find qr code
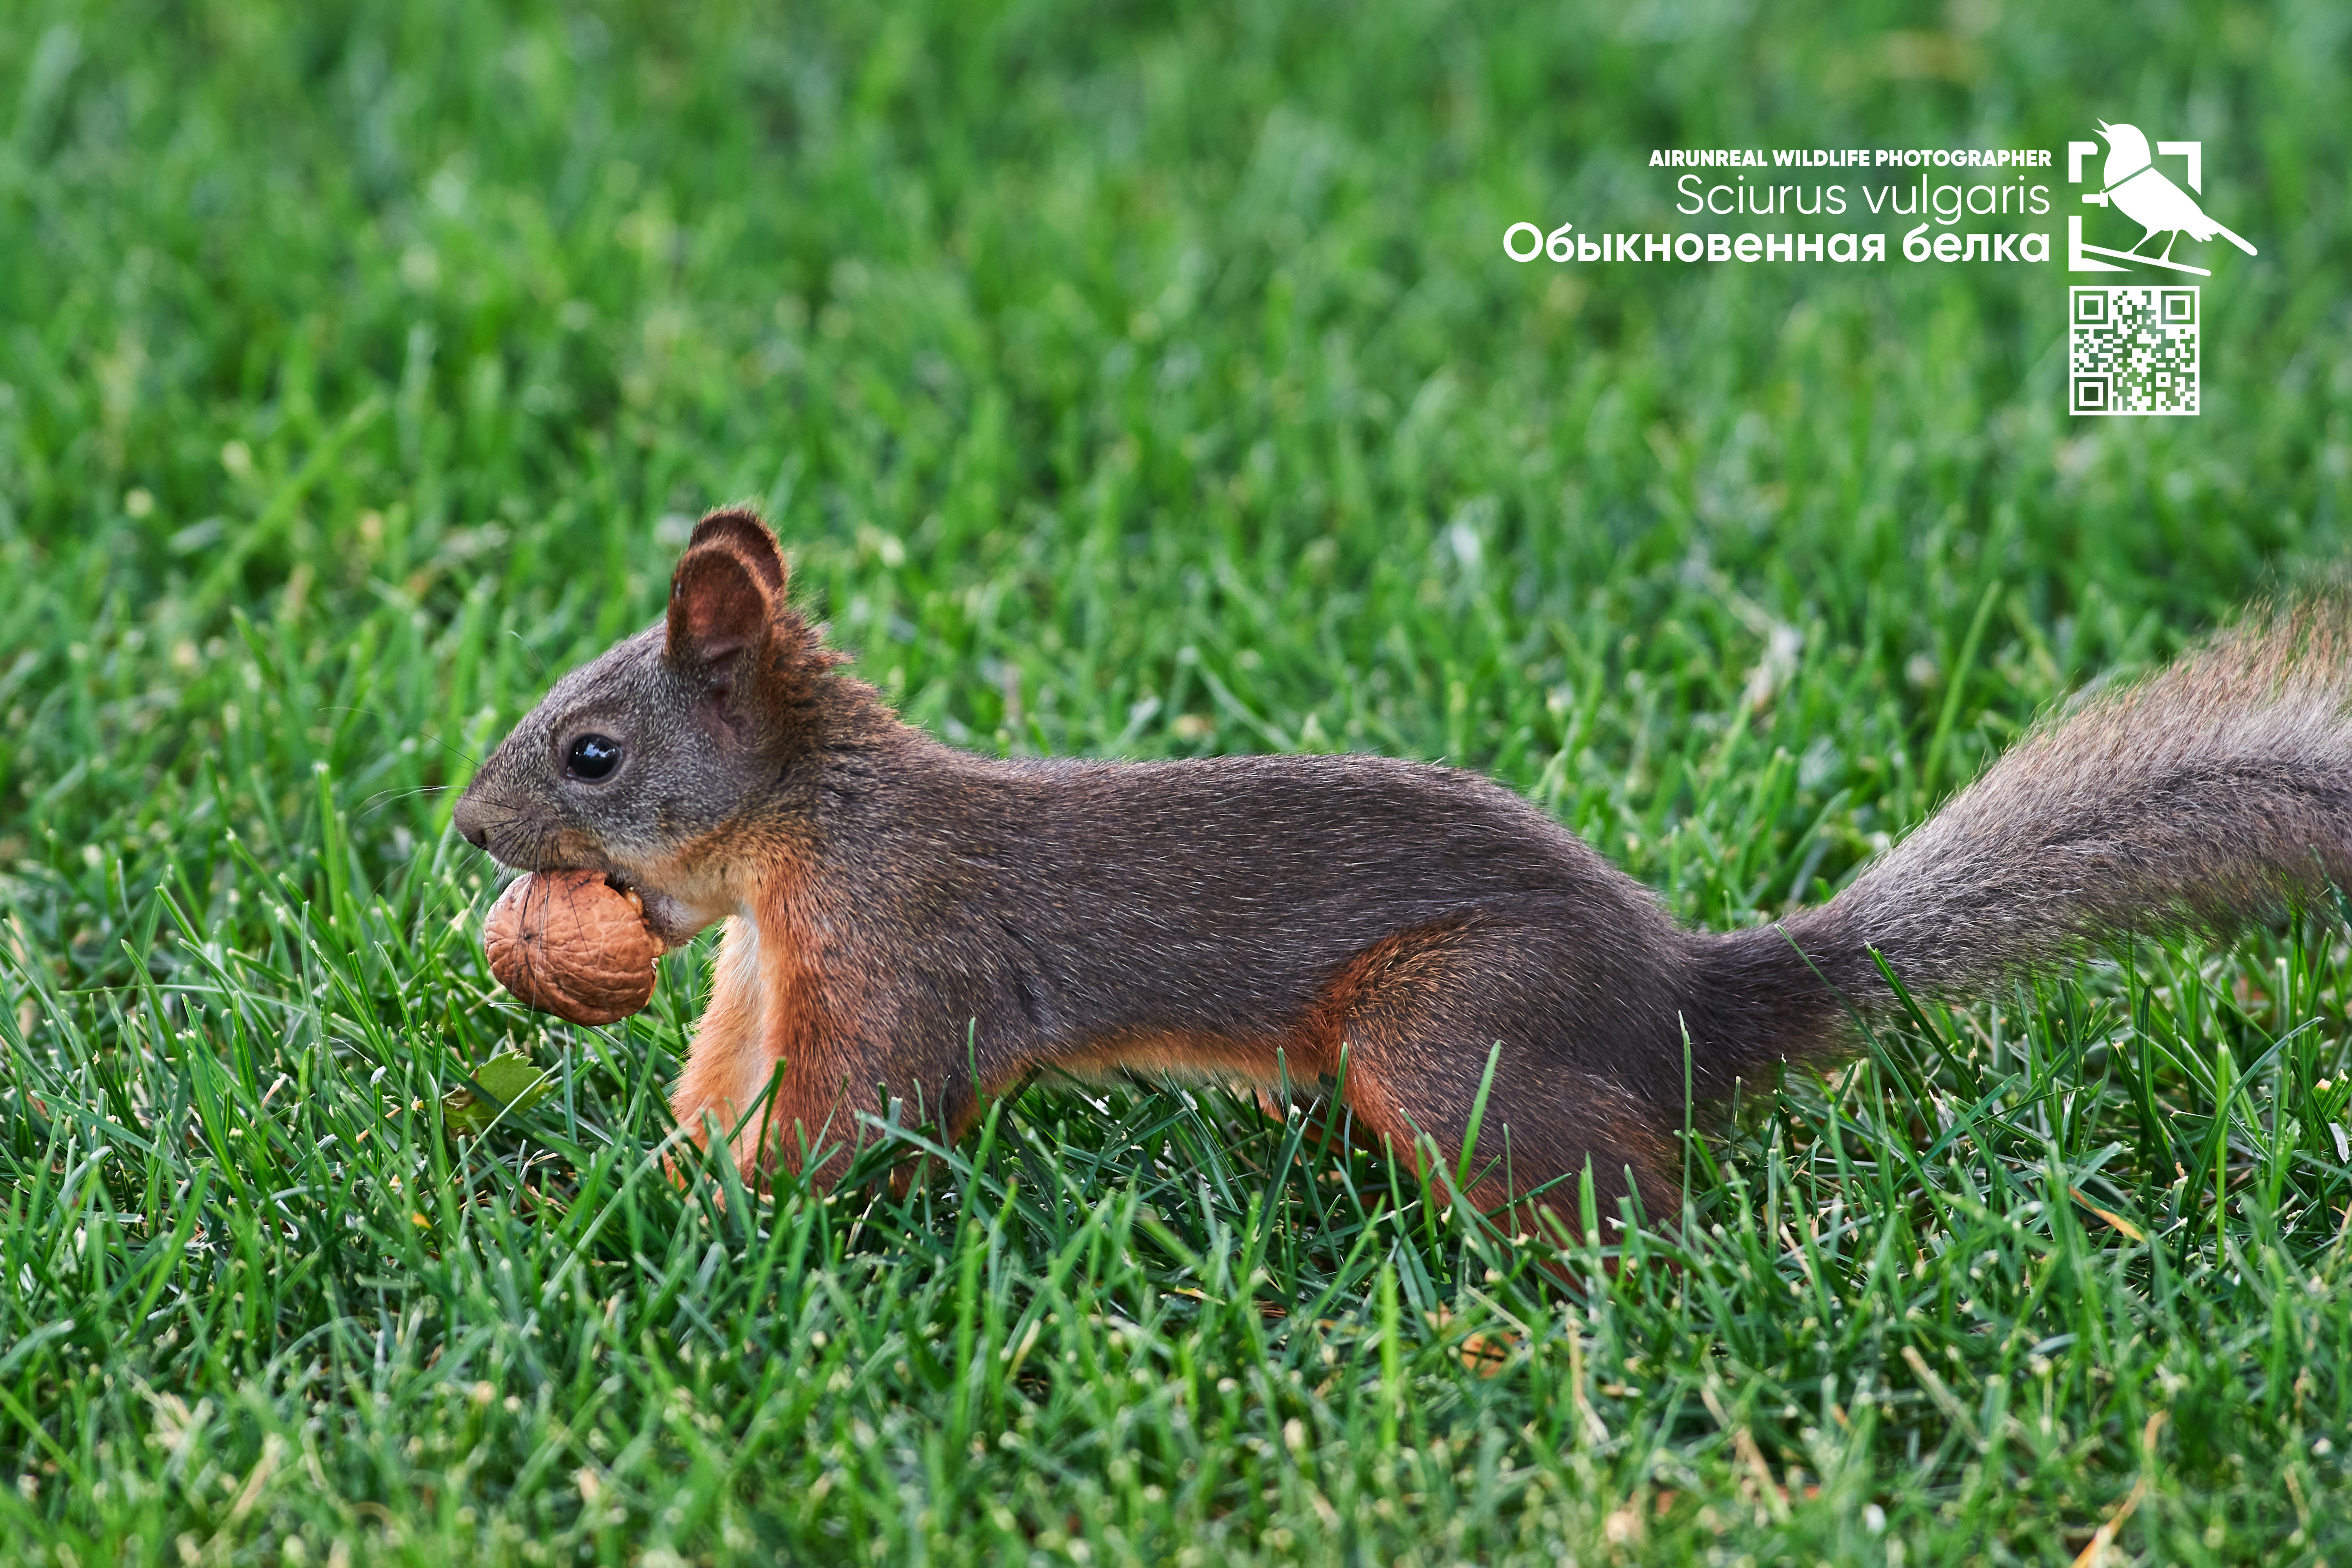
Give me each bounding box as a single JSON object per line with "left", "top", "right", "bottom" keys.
{"left": 2070, "top": 287, "right": 2198, "bottom": 416}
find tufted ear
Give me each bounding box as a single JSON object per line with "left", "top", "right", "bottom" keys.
{"left": 666, "top": 532, "right": 775, "bottom": 695}
{"left": 684, "top": 507, "right": 787, "bottom": 597}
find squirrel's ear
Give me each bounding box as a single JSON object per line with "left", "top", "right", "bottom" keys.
{"left": 665, "top": 538, "right": 774, "bottom": 679}
{"left": 685, "top": 508, "right": 787, "bottom": 597}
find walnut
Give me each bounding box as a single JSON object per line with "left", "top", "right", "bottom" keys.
{"left": 483, "top": 868, "right": 660, "bottom": 1026}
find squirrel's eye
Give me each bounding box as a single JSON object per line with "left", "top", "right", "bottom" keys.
{"left": 566, "top": 734, "right": 623, "bottom": 781}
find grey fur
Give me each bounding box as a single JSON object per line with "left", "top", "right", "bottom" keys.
{"left": 1794, "top": 595, "right": 2352, "bottom": 1001}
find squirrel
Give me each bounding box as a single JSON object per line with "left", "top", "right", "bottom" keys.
{"left": 452, "top": 508, "right": 2352, "bottom": 1234}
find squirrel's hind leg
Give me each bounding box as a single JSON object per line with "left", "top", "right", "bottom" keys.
{"left": 1303, "top": 922, "right": 1681, "bottom": 1243}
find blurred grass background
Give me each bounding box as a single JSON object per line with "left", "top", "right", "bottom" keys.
{"left": 3, "top": 1, "right": 2351, "bottom": 1563}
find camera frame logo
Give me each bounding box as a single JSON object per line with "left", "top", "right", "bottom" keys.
{"left": 2064, "top": 121, "right": 2255, "bottom": 418}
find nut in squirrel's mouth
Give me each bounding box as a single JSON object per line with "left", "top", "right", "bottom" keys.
{"left": 500, "top": 846, "right": 729, "bottom": 952}
{"left": 502, "top": 865, "right": 699, "bottom": 953}
{"left": 588, "top": 868, "right": 706, "bottom": 953}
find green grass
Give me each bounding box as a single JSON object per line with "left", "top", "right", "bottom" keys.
{"left": 5, "top": 0, "right": 2352, "bottom": 1562}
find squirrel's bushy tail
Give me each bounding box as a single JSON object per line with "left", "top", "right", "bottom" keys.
{"left": 1697, "top": 594, "right": 2352, "bottom": 1077}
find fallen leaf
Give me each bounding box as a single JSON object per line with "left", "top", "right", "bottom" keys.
{"left": 442, "top": 1050, "right": 557, "bottom": 1135}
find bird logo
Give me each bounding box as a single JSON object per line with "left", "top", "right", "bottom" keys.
{"left": 2074, "top": 121, "right": 2256, "bottom": 274}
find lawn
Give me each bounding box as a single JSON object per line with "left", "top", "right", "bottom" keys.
{"left": 4, "top": 1, "right": 2351, "bottom": 1563}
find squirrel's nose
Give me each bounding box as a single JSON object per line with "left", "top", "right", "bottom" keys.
{"left": 461, "top": 824, "right": 489, "bottom": 850}
{"left": 451, "top": 794, "right": 490, "bottom": 850}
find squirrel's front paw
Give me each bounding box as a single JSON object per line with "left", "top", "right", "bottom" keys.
{"left": 483, "top": 868, "right": 661, "bottom": 1026}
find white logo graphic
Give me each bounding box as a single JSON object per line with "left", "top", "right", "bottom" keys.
{"left": 2065, "top": 121, "right": 2253, "bottom": 417}
{"left": 2067, "top": 122, "right": 2256, "bottom": 277}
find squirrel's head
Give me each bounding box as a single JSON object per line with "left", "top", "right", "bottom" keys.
{"left": 452, "top": 507, "right": 839, "bottom": 943}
